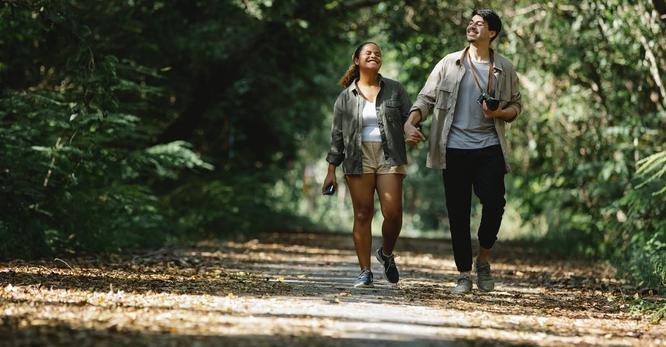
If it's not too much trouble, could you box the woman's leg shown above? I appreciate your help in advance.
[376,174,404,254]
[345,174,377,270]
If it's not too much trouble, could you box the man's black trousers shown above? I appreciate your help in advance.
[443,144,506,273]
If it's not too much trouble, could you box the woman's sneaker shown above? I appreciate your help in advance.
[451,273,473,294]
[375,247,399,283]
[475,261,495,292]
[353,269,374,288]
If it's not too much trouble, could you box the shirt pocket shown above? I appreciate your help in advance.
[384,98,402,123]
[435,79,455,111]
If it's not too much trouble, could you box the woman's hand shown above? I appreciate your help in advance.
[404,122,424,145]
[321,164,338,195]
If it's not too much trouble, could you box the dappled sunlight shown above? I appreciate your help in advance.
[2,0,665,345]
[1,284,657,346]
[2,232,664,346]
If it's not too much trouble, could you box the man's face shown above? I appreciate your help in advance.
[466,15,496,44]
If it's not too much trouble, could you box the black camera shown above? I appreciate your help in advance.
[477,92,500,111]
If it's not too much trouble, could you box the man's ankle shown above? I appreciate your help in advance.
[477,247,492,263]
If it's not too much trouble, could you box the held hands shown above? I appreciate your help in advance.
[404,122,425,145]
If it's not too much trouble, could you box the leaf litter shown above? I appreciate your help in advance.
[0,232,664,346]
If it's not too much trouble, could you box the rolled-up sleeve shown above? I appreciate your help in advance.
[326,95,345,166]
[410,58,445,122]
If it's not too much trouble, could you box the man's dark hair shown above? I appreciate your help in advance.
[472,8,502,42]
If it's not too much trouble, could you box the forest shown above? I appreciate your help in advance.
[1,0,664,293]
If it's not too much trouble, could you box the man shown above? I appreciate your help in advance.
[404,8,522,294]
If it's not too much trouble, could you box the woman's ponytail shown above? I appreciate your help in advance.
[339,64,360,88]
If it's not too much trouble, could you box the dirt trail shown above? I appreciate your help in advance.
[1,231,664,346]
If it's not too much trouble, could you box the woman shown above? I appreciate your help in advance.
[322,42,412,288]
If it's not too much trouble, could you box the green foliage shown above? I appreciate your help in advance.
[293,0,666,290]
[165,173,285,239]
[0,1,213,257]
[0,0,355,258]
[636,151,666,194]
[1,0,665,293]
[629,295,666,324]
[615,150,666,288]
[498,0,666,290]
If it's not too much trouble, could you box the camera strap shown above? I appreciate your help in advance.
[464,46,495,96]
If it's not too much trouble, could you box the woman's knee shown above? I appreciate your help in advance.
[381,207,402,224]
[354,206,374,223]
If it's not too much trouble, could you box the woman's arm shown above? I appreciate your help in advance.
[323,95,345,194]
[325,96,345,165]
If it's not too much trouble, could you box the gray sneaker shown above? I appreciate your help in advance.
[375,247,399,283]
[451,274,472,294]
[353,269,373,288]
[475,261,495,292]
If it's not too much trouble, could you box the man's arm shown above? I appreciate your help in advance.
[409,58,446,123]
[506,68,522,122]
[481,69,522,123]
[482,102,517,121]
[483,67,521,122]
[404,58,446,144]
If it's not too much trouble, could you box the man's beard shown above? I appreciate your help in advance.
[467,30,478,43]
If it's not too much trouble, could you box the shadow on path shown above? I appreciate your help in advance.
[1,231,663,346]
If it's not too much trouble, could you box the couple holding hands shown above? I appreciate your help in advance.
[321,9,522,294]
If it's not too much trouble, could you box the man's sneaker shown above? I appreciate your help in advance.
[451,273,473,294]
[353,269,373,288]
[375,247,399,283]
[475,261,495,292]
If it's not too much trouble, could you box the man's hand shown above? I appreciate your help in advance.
[404,110,425,145]
[482,102,517,121]
[404,122,424,145]
[481,101,503,119]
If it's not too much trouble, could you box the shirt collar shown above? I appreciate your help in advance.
[455,47,504,73]
[348,74,385,96]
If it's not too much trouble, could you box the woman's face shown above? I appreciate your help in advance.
[354,43,382,71]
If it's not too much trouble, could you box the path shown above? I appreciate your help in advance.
[1,231,664,346]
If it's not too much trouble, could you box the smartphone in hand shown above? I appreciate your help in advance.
[323,183,336,195]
